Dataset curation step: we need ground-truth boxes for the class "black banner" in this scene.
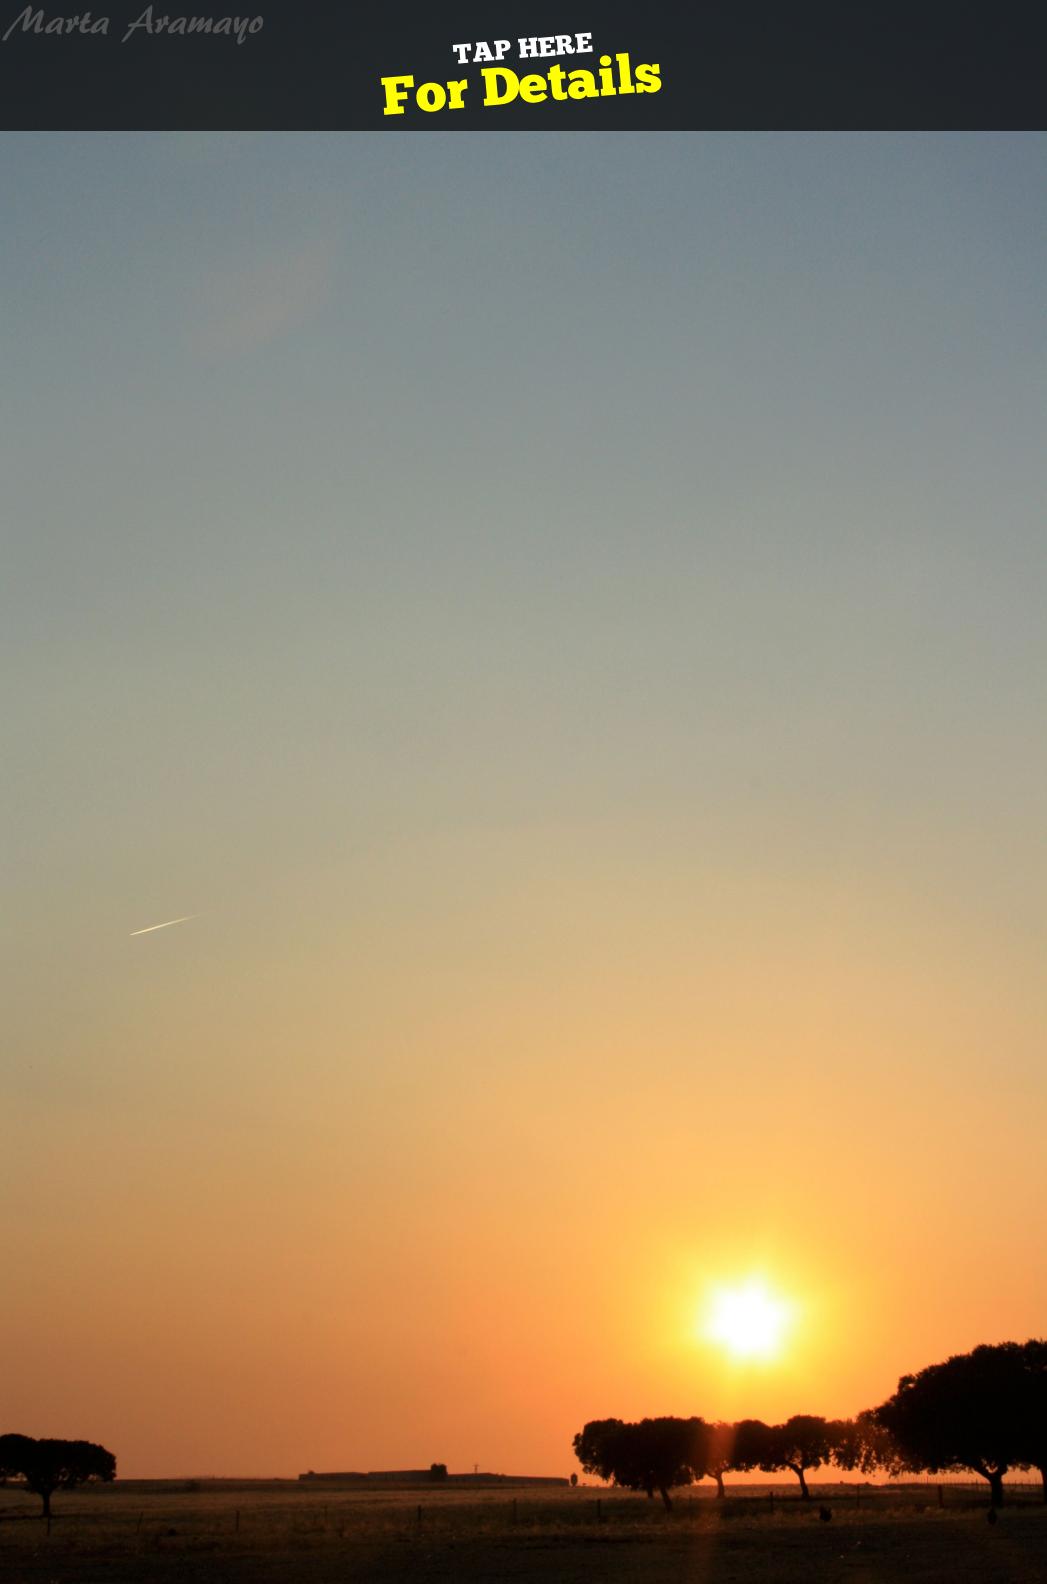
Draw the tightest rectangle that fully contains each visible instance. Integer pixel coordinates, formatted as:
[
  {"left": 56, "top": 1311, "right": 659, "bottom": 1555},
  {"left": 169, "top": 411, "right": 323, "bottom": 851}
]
[{"left": 1, "top": 1, "right": 1044, "bottom": 128}]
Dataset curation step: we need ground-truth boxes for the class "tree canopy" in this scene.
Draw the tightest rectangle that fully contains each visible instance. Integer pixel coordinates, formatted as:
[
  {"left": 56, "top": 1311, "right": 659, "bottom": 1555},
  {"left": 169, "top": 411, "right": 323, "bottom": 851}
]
[
  {"left": 574, "top": 1341, "right": 1047, "bottom": 1509},
  {"left": 1012, "top": 1339, "right": 1047, "bottom": 1499},
  {"left": 692, "top": 1420, "right": 735, "bottom": 1498},
  {"left": 767, "top": 1416, "right": 840, "bottom": 1499},
  {"left": 728, "top": 1418, "right": 773, "bottom": 1478},
  {"left": 0, "top": 1435, "right": 116, "bottom": 1518},
  {"left": 874, "top": 1344, "right": 1034, "bottom": 1505},
  {"left": 832, "top": 1410, "right": 897, "bottom": 1476},
  {"left": 572, "top": 1417, "right": 699, "bottom": 1510}
]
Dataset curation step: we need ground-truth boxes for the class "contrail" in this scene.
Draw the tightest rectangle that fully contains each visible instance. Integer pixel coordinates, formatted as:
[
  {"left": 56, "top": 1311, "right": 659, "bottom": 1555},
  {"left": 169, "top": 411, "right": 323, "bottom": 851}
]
[{"left": 130, "top": 914, "right": 198, "bottom": 937}]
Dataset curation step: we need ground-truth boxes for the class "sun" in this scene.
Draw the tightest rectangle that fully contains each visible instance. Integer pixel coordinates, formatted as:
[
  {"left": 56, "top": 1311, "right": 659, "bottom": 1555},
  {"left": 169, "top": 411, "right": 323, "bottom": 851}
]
[{"left": 703, "top": 1278, "right": 794, "bottom": 1360}]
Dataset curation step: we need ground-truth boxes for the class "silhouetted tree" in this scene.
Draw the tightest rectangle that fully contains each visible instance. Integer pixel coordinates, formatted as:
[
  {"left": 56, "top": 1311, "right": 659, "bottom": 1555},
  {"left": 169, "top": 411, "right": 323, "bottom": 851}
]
[
  {"left": 572, "top": 1417, "right": 696, "bottom": 1511},
  {"left": 428, "top": 1462, "right": 448, "bottom": 1482},
  {"left": 769, "top": 1416, "right": 838, "bottom": 1498},
  {"left": 875, "top": 1346, "right": 1033, "bottom": 1506},
  {"left": 0, "top": 1435, "right": 116, "bottom": 1519},
  {"left": 0, "top": 1434, "right": 36, "bottom": 1484},
  {"left": 573, "top": 1419, "right": 627, "bottom": 1485},
  {"left": 693, "top": 1420, "right": 734, "bottom": 1498},
  {"left": 832, "top": 1412, "right": 898, "bottom": 1477},
  {"left": 727, "top": 1417, "right": 833, "bottom": 1498},
  {"left": 634, "top": 1418, "right": 698, "bottom": 1511},
  {"left": 1013, "top": 1339, "right": 1047, "bottom": 1501},
  {"left": 729, "top": 1418, "right": 773, "bottom": 1480}
]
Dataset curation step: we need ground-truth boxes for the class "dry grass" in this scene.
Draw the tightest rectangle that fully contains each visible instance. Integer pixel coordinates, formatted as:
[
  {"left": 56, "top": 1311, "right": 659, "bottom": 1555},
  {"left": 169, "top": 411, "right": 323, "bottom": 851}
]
[{"left": 1, "top": 1481, "right": 1045, "bottom": 1582}]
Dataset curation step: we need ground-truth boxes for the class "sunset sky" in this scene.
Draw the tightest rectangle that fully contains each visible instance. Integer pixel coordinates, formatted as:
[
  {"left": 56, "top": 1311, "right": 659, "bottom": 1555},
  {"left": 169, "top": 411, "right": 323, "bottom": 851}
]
[{"left": 3, "top": 133, "right": 1045, "bottom": 1478}]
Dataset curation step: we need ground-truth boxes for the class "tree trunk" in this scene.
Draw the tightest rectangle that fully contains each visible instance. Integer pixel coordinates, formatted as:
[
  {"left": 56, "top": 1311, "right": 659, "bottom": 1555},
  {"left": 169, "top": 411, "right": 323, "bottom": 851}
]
[
  {"left": 791, "top": 1464, "right": 810, "bottom": 1500},
  {"left": 714, "top": 1471, "right": 725, "bottom": 1499},
  {"left": 645, "top": 1484, "right": 654, "bottom": 1500},
  {"left": 40, "top": 1489, "right": 51, "bottom": 1521},
  {"left": 987, "top": 1469, "right": 1004, "bottom": 1508},
  {"left": 659, "top": 1485, "right": 673, "bottom": 1513}
]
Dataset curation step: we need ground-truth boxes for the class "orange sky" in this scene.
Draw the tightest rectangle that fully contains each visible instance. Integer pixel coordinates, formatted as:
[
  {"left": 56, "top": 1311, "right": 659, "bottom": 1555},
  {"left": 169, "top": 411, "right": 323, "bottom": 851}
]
[{"left": 4, "top": 133, "right": 1045, "bottom": 1476}]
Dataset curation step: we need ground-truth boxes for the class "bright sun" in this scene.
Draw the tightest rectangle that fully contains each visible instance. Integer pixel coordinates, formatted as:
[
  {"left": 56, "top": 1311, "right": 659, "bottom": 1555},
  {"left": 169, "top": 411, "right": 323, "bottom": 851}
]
[{"left": 703, "top": 1278, "right": 794, "bottom": 1360}]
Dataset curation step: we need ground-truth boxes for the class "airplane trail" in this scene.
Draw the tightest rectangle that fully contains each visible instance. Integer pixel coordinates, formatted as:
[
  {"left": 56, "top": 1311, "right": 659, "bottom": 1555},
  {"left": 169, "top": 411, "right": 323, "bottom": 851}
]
[{"left": 129, "top": 914, "right": 198, "bottom": 936}]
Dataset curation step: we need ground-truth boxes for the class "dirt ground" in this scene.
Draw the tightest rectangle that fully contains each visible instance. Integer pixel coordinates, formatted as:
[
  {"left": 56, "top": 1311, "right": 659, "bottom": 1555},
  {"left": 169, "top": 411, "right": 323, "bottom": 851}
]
[{"left": 2, "top": 1484, "right": 1045, "bottom": 1583}]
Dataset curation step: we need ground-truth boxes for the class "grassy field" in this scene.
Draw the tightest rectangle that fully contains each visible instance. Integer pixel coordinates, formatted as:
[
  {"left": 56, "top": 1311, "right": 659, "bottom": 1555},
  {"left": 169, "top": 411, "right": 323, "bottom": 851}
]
[{"left": 1, "top": 1481, "right": 1045, "bottom": 1582}]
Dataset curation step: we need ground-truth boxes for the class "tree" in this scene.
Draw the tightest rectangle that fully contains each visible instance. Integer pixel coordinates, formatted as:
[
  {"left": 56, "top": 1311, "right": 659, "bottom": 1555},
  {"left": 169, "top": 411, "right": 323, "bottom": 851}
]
[
  {"left": 1012, "top": 1339, "right": 1047, "bottom": 1501},
  {"left": 573, "top": 1418, "right": 627, "bottom": 1485},
  {"left": 572, "top": 1417, "right": 697, "bottom": 1511},
  {"left": 0, "top": 1434, "right": 36, "bottom": 1484},
  {"left": 729, "top": 1418, "right": 773, "bottom": 1480},
  {"left": 767, "top": 1416, "right": 837, "bottom": 1500},
  {"left": 631, "top": 1418, "right": 698, "bottom": 1511},
  {"left": 832, "top": 1412, "right": 898, "bottom": 1477},
  {"left": 428, "top": 1462, "right": 448, "bottom": 1482},
  {"left": 692, "top": 1421, "right": 734, "bottom": 1499},
  {"left": 0, "top": 1435, "right": 116, "bottom": 1519},
  {"left": 726, "top": 1417, "right": 834, "bottom": 1499},
  {"left": 874, "top": 1345, "right": 1033, "bottom": 1506}
]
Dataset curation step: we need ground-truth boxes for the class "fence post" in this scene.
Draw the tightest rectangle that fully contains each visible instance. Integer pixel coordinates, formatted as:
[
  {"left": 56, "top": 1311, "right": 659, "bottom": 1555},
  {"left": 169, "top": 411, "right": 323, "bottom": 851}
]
[{"left": 416, "top": 1504, "right": 422, "bottom": 1528}]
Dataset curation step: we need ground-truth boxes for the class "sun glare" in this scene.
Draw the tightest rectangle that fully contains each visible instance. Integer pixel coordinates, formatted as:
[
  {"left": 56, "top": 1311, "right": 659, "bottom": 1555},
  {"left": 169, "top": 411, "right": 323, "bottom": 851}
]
[{"left": 703, "top": 1278, "right": 794, "bottom": 1360}]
